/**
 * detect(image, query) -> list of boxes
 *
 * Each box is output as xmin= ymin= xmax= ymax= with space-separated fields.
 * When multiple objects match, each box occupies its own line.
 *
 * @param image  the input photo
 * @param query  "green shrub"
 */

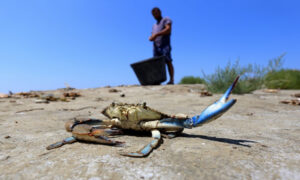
xmin=203 ymin=54 xmax=286 ymax=94
xmin=264 ymin=69 xmax=300 ymax=89
xmin=179 ymin=53 xmax=286 ymax=94
xmin=202 ymin=61 xmax=265 ymax=94
xmin=179 ymin=76 xmax=206 ymax=84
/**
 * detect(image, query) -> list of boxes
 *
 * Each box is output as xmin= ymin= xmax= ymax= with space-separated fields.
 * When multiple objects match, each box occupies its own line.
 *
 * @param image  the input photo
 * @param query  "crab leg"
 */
xmin=46 ymin=136 xmax=77 ymax=150
xmin=65 ymin=118 xmax=108 ymax=132
xmin=120 ymin=129 xmax=161 ymax=157
xmin=47 ymin=121 xmax=124 ymax=150
xmin=183 ymin=76 xmax=239 ymax=128
xmin=88 ymin=135 xmax=124 ymax=146
xmin=74 ymin=127 xmax=124 ymax=145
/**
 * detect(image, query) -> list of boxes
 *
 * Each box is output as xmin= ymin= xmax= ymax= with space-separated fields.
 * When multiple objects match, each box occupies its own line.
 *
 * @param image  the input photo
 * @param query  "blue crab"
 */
xmin=47 ymin=77 xmax=239 ymax=157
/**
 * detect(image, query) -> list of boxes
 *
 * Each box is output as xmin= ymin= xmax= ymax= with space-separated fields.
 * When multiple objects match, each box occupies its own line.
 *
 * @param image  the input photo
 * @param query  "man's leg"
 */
xmin=153 ymin=45 xmax=161 ymax=57
xmin=166 ymin=61 xmax=174 ymax=84
xmin=162 ymin=46 xmax=174 ymax=85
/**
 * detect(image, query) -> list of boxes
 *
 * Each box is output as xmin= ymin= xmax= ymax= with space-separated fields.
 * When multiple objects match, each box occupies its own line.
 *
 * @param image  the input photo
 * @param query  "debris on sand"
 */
xmin=95 ymin=97 xmax=106 ymax=102
xmin=292 ymin=93 xmax=300 ymax=98
xmin=263 ymin=89 xmax=279 ymax=93
xmin=1 ymin=91 xmax=43 ymax=99
xmin=58 ymin=87 xmax=75 ymax=91
xmin=280 ymin=99 xmax=300 ymax=106
xmin=63 ymin=92 xmax=81 ymax=98
xmin=15 ymin=92 xmax=41 ymax=98
xmin=59 ymin=106 xmax=96 ymax=111
xmin=40 ymin=94 xmax=61 ymax=102
xmin=35 ymin=99 xmax=49 ymax=104
xmin=109 ymin=89 xmax=121 ymax=93
xmin=246 ymin=112 xmax=254 ymax=116
xmin=16 ymin=108 xmax=44 ymax=114
xmin=200 ymin=91 xmax=213 ymax=97
xmin=4 ymin=91 xmax=82 ymax=103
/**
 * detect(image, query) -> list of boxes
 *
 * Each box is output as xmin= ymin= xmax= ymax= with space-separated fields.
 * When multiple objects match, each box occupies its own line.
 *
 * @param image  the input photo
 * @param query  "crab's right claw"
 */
xmin=46 ymin=136 xmax=77 ymax=150
xmin=184 ymin=76 xmax=239 ymax=128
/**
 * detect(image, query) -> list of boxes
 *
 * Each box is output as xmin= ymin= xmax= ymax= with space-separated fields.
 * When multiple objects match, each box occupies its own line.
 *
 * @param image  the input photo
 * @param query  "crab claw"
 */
xmin=184 ymin=76 xmax=239 ymax=128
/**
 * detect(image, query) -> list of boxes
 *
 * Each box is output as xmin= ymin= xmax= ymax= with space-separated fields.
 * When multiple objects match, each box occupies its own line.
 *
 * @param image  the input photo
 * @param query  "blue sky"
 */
xmin=0 ymin=0 xmax=299 ymax=93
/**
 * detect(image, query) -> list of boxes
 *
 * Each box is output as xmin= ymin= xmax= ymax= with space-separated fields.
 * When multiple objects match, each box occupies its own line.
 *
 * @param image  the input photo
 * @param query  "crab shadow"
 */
xmin=75 ymin=130 xmax=256 ymax=149
xmin=180 ymin=133 xmax=256 ymax=148
xmin=113 ymin=130 xmax=256 ymax=148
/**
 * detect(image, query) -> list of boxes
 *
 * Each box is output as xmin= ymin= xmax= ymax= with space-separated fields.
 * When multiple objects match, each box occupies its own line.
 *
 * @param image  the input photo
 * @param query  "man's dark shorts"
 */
xmin=153 ymin=45 xmax=172 ymax=62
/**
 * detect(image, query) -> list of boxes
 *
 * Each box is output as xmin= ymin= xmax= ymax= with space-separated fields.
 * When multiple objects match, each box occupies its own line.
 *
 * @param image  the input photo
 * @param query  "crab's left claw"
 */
xmin=184 ymin=76 xmax=239 ymax=128
xmin=120 ymin=130 xmax=161 ymax=157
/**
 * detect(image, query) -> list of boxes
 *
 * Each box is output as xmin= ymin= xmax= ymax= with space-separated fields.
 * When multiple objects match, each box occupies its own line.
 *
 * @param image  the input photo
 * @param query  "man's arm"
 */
xmin=149 ymin=23 xmax=171 ymax=41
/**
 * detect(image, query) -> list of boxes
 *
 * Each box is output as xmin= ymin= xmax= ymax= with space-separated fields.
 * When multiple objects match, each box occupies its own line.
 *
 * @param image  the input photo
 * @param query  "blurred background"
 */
xmin=0 ymin=0 xmax=299 ymax=93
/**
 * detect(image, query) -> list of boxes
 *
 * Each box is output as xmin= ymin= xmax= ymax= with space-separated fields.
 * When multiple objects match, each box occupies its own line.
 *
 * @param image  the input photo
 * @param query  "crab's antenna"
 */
xmin=183 ymin=76 xmax=239 ymax=128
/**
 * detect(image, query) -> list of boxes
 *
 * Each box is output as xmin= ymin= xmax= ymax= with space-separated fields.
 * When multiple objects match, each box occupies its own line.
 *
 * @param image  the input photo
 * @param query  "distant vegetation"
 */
xmin=179 ymin=76 xmax=205 ymax=84
xmin=179 ymin=53 xmax=300 ymax=94
xmin=264 ymin=69 xmax=300 ymax=89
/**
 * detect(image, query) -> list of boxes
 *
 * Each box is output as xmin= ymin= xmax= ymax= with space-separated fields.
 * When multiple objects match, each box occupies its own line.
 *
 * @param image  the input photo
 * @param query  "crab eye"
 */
xmin=143 ymin=102 xmax=147 ymax=107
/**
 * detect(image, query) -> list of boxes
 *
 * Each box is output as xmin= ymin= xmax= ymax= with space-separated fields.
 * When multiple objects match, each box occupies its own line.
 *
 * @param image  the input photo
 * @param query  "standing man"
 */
xmin=149 ymin=7 xmax=174 ymax=85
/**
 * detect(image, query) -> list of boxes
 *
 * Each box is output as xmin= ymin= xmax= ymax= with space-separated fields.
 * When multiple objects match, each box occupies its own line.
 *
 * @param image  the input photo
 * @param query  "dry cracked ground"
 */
xmin=0 ymin=84 xmax=299 ymax=180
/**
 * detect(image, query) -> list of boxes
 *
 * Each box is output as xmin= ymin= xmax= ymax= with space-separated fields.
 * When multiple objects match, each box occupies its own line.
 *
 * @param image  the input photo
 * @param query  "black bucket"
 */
xmin=131 ymin=56 xmax=167 ymax=85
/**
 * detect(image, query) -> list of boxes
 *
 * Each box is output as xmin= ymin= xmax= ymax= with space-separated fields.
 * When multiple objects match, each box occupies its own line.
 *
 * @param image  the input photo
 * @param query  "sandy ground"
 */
xmin=0 ymin=84 xmax=299 ymax=180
